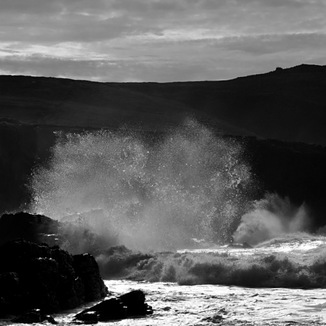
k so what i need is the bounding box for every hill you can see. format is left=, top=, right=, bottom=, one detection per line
left=1, top=63, right=325, bottom=145
left=120, top=64, right=326, bottom=145
left=0, top=65, right=326, bottom=229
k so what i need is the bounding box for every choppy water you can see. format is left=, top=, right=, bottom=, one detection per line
left=3, top=235, right=326, bottom=325
left=100, top=279, right=326, bottom=326
left=15, top=119, right=326, bottom=325
left=5, top=281, right=326, bottom=326
left=54, top=235, right=326, bottom=325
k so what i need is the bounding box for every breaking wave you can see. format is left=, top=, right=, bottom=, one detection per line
left=233, top=193, right=311, bottom=246
left=28, top=118, right=326, bottom=288
left=30, top=120, right=252, bottom=251
left=97, top=234, right=326, bottom=288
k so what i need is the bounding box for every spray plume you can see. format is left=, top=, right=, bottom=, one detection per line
left=30, top=120, right=252, bottom=251
left=233, top=193, right=310, bottom=245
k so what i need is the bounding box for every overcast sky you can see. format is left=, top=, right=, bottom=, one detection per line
left=0, top=0, right=325, bottom=82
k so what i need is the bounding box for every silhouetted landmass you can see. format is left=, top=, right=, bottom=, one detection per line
left=1, top=64, right=325, bottom=144
left=0, top=212, right=59, bottom=247
left=0, top=239, right=108, bottom=317
left=0, top=124, right=56, bottom=213
left=120, top=64, right=326, bottom=145
left=0, top=212, right=116, bottom=256
left=75, top=290, right=152, bottom=323
left=0, top=65, right=325, bottom=226
left=241, top=137, right=326, bottom=227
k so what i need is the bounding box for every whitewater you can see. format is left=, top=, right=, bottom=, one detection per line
left=8, top=119, right=326, bottom=325
left=6, top=236, right=326, bottom=325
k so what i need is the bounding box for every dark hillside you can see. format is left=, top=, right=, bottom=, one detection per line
left=1, top=64, right=325, bottom=145
left=242, top=137, right=326, bottom=227
left=0, top=124, right=56, bottom=212
left=0, top=75, right=190, bottom=131
left=120, top=64, right=326, bottom=145
left=0, top=65, right=325, bottom=227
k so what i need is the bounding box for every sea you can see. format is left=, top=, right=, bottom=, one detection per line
left=4, top=234, right=326, bottom=325
left=6, top=120, right=326, bottom=325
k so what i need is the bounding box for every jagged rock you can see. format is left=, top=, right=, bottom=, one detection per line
left=75, top=311, right=99, bottom=323
left=12, top=309, right=57, bottom=324
left=0, top=240, right=108, bottom=317
left=0, top=212, right=60, bottom=246
left=73, top=253, right=108, bottom=301
left=120, top=290, right=150, bottom=316
left=75, top=290, right=153, bottom=323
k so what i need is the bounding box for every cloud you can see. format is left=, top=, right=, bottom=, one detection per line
left=221, top=33, right=326, bottom=55
left=1, top=30, right=325, bottom=83
left=0, top=55, right=225, bottom=82
left=0, top=0, right=325, bottom=81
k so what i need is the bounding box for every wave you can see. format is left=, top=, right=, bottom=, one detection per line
left=97, top=235, right=326, bottom=289
left=27, top=117, right=323, bottom=288
left=233, top=194, right=311, bottom=246
left=29, top=119, right=253, bottom=251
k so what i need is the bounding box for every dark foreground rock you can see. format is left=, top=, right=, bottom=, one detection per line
left=75, top=290, right=153, bottom=323
left=12, top=309, right=57, bottom=324
left=0, top=240, right=108, bottom=317
left=0, top=212, right=60, bottom=246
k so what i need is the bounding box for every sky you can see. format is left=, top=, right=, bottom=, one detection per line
left=0, top=0, right=325, bottom=82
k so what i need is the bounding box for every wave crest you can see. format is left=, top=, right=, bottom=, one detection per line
left=30, top=120, right=252, bottom=251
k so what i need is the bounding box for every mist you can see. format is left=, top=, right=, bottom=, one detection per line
left=233, top=193, right=311, bottom=246
left=29, top=119, right=252, bottom=251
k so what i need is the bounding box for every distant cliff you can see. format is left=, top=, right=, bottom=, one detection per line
left=1, top=64, right=325, bottom=145
left=0, top=65, right=326, bottom=227
left=0, top=124, right=56, bottom=212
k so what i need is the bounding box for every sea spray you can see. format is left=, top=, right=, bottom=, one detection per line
left=29, top=119, right=252, bottom=251
left=114, top=234, right=326, bottom=288
left=233, top=193, right=311, bottom=245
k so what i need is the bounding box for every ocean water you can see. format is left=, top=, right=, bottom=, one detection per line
left=14, top=119, right=326, bottom=325
left=95, top=235, right=326, bottom=326
left=5, top=235, right=326, bottom=326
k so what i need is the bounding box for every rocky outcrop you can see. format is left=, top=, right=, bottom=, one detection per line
left=0, top=212, right=60, bottom=246
left=12, top=309, right=57, bottom=324
left=75, top=290, right=153, bottom=323
left=0, top=124, right=56, bottom=214
left=73, top=253, right=108, bottom=302
left=0, top=240, right=108, bottom=317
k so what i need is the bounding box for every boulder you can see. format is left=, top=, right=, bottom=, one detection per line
left=75, top=290, right=153, bottom=323
left=0, top=212, right=60, bottom=246
left=0, top=239, right=108, bottom=317
left=12, top=309, right=57, bottom=324
left=73, top=253, right=108, bottom=301
left=120, top=290, right=151, bottom=316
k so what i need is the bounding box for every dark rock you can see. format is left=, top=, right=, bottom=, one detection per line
left=75, top=298, right=125, bottom=322
left=0, top=272, right=21, bottom=295
left=120, top=290, right=150, bottom=316
left=162, top=306, right=171, bottom=311
left=120, top=289, right=145, bottom=306
left=75, top=311, right=99, bottom=323
left=1, top=68, right=326, bottom=228
left=75, top=290, right=153, bottom=323
left=12, top=309, right=57, bottom=324
left=0, top=212, right=60, bottom=246
left=73, top=253, right=108, bottom=301
left=0, top=240, right=108, bottom=317
left=0, top=272, right=25, bottom=314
